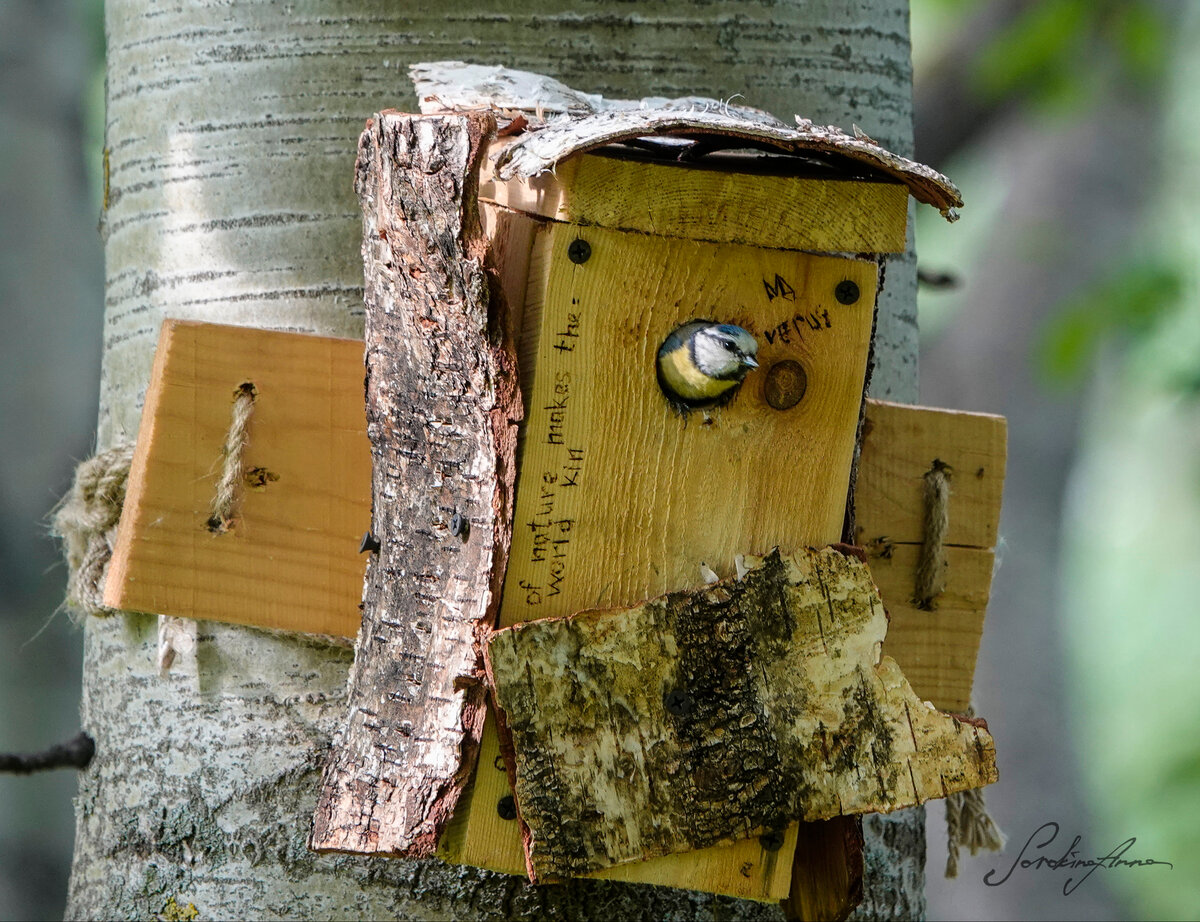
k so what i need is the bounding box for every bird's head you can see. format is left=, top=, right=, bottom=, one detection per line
left=691, top=323, right=760, bottom=381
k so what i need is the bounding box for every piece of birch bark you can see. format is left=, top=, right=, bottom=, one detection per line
left=310, top=110, right=521, bottom=858
left=487, top=546, right=997, bottom=882
left=409, top=61, right=962, bottom=219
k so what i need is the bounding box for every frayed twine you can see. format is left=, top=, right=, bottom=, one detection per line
left=915, top=459, right=951, bottom=610
left=51, top=444, right=135, bottom=618
left=945, top=705, right=1006, bottom=878
left=207, top=381, right=257, bottom=534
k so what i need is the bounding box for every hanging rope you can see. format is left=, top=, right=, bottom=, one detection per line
left=914, top=458, right=951, bottom=609
left=51, top=444, right=135, bottom=617
left=207, top=381, right=257, bottom=533
left=945, top=706, right=1007, bottom=877
left=908, top=458, right=1005, bottom=874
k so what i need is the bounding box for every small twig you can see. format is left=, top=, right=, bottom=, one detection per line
left=917, top=267, right=962, bottom=290
left=0, top=731, right=95, bottom=774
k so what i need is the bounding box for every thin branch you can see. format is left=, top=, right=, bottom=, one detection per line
left=0, top=731, right=95, bottom=774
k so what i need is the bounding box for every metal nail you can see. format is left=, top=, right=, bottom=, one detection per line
left=358, top=531, right=381, bottom=554
left=759, top=829, right=785, bottom=851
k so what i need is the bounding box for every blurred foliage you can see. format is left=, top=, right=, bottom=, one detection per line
left=974, top=0, right=1169, bottom=109
left=916, top=0, right=1188, bottom=392
left=1037, top=260, right=1183, bottom=385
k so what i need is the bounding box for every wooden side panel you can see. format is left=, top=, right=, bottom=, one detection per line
left=479, top=151, right=910, bottom=253
left=105, top=319, right=369, bottom=638
left=856, top=400, right=1007, bottom=712
left=856, top=400, right=1006, bottom=549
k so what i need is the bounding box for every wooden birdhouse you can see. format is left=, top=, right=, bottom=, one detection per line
left=106, top=65, right=1005, bottom=919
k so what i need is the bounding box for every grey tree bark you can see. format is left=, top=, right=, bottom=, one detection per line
left=68, top=2, right=925, bottom=919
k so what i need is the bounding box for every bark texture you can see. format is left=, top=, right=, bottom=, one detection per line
left=311, top=112, right=518, bottom=858
left=489, top=549, right=995, bottom=881
left=72, top=2, right=924, bottom=919
left=413, top=61, right=961, bottom=219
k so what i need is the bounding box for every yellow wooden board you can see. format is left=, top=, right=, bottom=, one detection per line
left=480, top=149, right=910, bottom=253
left=871, top=544, right=995, bottom=712
left=856, top=400, right=1007, bottom=712
left=105, top=320, right=371, bottom=637
left=438, top=222, right=878, bottom=900
left=856, top=399, right=1006, bottom=550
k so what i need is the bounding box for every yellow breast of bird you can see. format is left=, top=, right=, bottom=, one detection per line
left=659, top=345, right=738, bottom=402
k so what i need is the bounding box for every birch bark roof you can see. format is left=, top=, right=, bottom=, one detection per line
left=411, top=60, right=962, bottom=220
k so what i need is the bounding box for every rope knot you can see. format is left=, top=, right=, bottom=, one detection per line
left=51, top=444, right=135, bottom=616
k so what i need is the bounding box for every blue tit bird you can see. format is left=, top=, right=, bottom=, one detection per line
left=656, top=320, right=760, bottom=413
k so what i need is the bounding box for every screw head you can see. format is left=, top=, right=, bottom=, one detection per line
left=567, top=238, right=591, bottom=264
left=449, top=512, right=469, bottom=539
left=497, top=795, right=518, bottom=820
left=358, top=531, right=381, bottom=554
left=835, top=280, right=860, bottom=305
left=664, top=688, right=695, bottom=717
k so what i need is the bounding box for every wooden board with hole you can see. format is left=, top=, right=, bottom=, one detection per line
left=105, top=319, right=370, bottom=637
left=435, top=221, right=879, bottom=900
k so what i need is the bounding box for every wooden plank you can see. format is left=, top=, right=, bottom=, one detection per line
left=105, top=319, right=370, bottom=638
left=854, top=401, right=1006, bottom=713
left=784, top=817, right=864, bottom=922
left=872, top=544, right=994, bottom=713
left=856, top=400, right=1006, bottom=550
left=486, top=548, right=998, bottom=882
left=480, top=149, right=910, bottom=253
left=309, top=111, right=518, bottom=858
left=440, top=221, right=879, bottom=899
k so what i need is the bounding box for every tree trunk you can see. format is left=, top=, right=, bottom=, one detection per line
left=68, top=2, right=923, bottom=918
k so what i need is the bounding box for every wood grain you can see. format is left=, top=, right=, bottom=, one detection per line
left=486, top=548, right=998, bottom=881
left=309, top=111, right=516, bottom=858
left=105, top=319, right=370, bottom=638
left=855, top=401, right=1007, bottom=712
left=856, top=400, right=1006, bottom=550
left=479, top=149, right=910, bottom=253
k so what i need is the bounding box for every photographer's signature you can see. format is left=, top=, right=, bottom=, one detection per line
left=985, top=822, right=1173, bottom=895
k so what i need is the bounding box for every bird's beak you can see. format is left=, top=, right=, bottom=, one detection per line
left=741, top=355, right=759, bottom=369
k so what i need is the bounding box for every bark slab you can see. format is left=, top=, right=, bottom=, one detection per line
left=310, top=111, right=520, bottom=858
left=487, top=547, right=997, bottom=881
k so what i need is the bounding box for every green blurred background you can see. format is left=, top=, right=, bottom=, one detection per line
left=1, top=1, right=1195, bottom=919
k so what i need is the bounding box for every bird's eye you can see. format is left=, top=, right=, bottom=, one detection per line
left=722, top=341, right=737, bottom=352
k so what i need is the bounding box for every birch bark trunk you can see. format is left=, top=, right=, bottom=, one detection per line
left=69, top=2, right=923, bottom=918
